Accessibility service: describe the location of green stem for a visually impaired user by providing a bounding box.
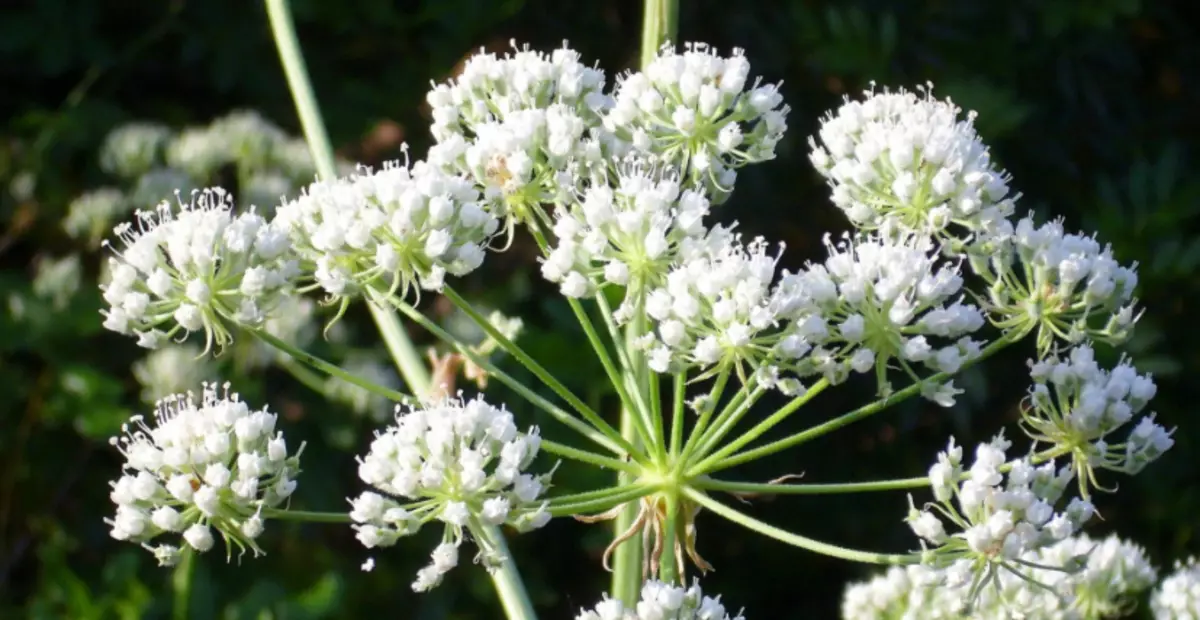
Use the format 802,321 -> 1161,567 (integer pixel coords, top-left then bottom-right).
677,364 -> 731,467
640,0 -> 680,68
689,385 -> 763,461
687,380 -> 827,476
252,329 -> 415,405
542,439 -> 640,474
478,524 -> 539,620
658,491 -> 681,584
695,476 -> 932,495
387,295 -> 636,458
682,487 -> 919,565
171,548 -> 194,620
548,484 -> 649,508
278,357 -> 332,397
550,485 -> 654,517
669,372 -> 686,459
262,508 -> 352,523
265,0 -> 433,398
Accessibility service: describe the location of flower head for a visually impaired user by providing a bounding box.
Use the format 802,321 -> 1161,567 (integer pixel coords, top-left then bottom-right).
1153,557 -> 1200,618
101,122 -> 172,179
275,158 -> 500,306
106,383 -> 302,563
1022,344 -> 1172,496
605,43 -> 787,202
577,579 -> 744,620
349,395 -> 551,591
970,216 -> 1140,353
100,188 -> 297,352
809,84 -> 1016,239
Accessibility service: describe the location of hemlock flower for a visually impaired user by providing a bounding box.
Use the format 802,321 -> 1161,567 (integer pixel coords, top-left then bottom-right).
100,122 -> 172,179
106,383 -> 303,563
907,435 -> 1095,604
969,215 -> 1140,353
809,84 -> 1016,239
64,188 -> 131,248
348,396 -> 551,592
426,41 -> 609,220
577,579 -> 744,620
1023,343 -> 1172,496
1152,557 -> 1200,618
541,161 -> 712,297
274,157 -> 500,307
133,344 -> 218,404
605,42 -> 788,202
841,534 -> 1156,619
100,188 -> 298,351
782,232 -> 985,401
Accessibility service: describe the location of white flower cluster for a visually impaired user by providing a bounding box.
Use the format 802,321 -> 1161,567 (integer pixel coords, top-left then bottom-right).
167,110 -> 288,179
275,159 -> 500,303
577,580 -> 744,620
100,188 -> 297,351
636,234 -> 802,386
842,534 -> 1157,619
971,215 -> 1140,353
349,396 -> 551,592
908,436 -> 1094,575
427,41 -> 608,211
809,85 -> 1016,238
783,232 -> 985,401
1024,343 -> 1173,491
101,122 -> 173,179
1153,558 -> 1200,618
605,43 -> 788,201
64,188 -> 130,248
541,163 -> 711,297
106,383 -> 302,565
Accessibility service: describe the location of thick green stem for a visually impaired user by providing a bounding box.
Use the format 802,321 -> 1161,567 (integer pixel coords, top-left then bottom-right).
171,548 -> 194,620
658,491 -> 682,584
367,299 -> 433,397
683,487 -> 919,565
252,329 -> 415,405
640,0 -> 680,68
478,524 -> 538,620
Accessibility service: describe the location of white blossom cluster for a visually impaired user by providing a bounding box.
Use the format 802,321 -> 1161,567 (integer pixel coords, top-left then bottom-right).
605,43 -> 788,201
349,396 -> 551,592
166,110 -> 292,179
274,159 -> 500,303
541,162 -> 712,297
809,85 -> 1016,238
1153,558 -> 1200,618
1024,343 -> 1173,493
842,534 -> 1157,619
426,41 -> 609,212
101,122 -> 173,179
106,383 -> 302,565
100,188 -> 297,351
781,232 -> 985,402
908,435 -> 1095,582
635,234 -> 803,387
577,579 -> 744,620
132,344 -> 217,404
64,188 -> 131,248
970,215 -> 1140,353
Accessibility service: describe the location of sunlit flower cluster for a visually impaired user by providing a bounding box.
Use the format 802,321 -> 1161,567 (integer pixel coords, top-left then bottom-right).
907,435 -> 1095,595
577,580 -> 744,620
100,188 -> 297,351
842,534 -> 1156,619
274,159 -> 500,304
970,215 -> 1140,353
809,85 -> 1016,239
133,344 -> 217,404
427,41 -> 609,216
101,122 -> 173,179
1153,557 -> 1200,618
349,396 -> 551,591
106,383 -> 302,565
1023,343 -> 1172,495
605,43 -> 787,201
541,162 -> 712,297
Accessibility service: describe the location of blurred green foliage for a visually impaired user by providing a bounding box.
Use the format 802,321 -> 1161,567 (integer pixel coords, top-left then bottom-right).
1,0 -> 1197,617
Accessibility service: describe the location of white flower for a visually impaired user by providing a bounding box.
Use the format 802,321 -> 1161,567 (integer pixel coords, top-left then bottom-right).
970,215 -> 1140,353
576,579 -> 745,620
541,160 -> 714,297
605,43 -> 788,201
100,122 -> 172,179
427,41 -> 608,215
64,188 -> 132,248
1153,557 -> 1200,618
100,188 -> 298,352
275,159 -> 500,303
349,395 -> 551,592
105,383 -> 303,560
132,344 -> 217,405
809,84 -> 1016,238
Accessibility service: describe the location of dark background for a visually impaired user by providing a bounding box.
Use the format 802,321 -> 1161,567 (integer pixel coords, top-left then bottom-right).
2,0 -> 1198,617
